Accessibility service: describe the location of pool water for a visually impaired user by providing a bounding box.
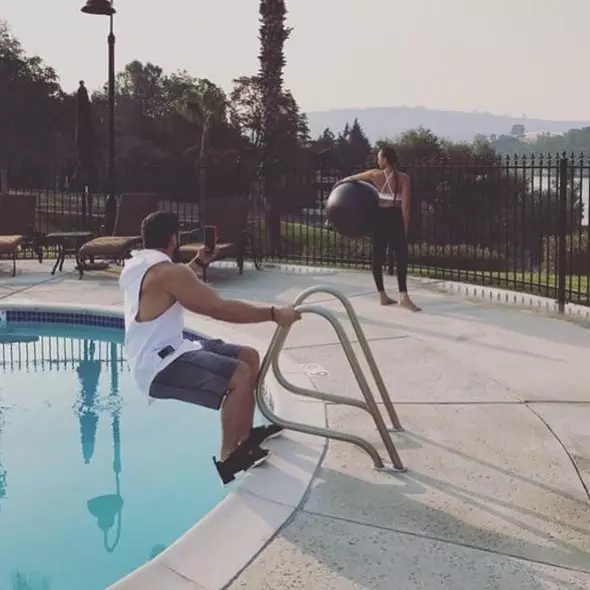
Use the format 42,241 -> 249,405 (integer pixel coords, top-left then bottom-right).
0,322 -> 241,590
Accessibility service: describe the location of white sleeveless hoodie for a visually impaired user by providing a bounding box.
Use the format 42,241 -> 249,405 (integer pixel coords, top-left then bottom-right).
119,249 -> 201,394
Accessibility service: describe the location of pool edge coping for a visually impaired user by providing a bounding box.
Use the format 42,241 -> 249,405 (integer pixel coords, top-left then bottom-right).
411,277 -> 590,320
0,300 -> 327,590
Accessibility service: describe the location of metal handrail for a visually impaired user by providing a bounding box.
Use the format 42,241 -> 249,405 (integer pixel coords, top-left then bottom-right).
255,299 -> 406,472
268,322 -> 374,413
292,286 -> 403,432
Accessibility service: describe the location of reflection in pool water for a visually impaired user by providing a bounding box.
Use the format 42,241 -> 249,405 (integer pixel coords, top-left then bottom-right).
0,325 -> 235,590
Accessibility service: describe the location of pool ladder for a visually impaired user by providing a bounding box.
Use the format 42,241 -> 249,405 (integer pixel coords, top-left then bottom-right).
255,286 -> 407,472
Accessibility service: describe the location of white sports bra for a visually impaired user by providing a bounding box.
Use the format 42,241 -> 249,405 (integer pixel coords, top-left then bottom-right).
378,171 -> 401,203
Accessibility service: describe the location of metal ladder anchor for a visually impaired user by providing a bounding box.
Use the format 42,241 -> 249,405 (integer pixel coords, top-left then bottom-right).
255,286 -> 407,472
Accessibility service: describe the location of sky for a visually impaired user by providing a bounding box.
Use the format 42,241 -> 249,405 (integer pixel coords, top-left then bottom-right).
4,0 -> 590,120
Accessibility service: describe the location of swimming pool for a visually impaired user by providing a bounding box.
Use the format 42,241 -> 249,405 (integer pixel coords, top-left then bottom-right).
0,310 -> 242,590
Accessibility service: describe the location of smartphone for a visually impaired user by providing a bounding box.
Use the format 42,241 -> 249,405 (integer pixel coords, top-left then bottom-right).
204,225 -> 217,252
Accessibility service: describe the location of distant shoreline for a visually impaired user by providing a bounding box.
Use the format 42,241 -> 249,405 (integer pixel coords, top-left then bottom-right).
306,106 -> 590,144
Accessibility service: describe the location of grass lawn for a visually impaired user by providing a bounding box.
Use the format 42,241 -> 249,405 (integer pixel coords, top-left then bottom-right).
408,267 -> 589,301
255,221 -> 590,303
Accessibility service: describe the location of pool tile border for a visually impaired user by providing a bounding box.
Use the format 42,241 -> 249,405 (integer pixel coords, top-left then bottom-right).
0,306 -> 209,343
0,300 -> 326,590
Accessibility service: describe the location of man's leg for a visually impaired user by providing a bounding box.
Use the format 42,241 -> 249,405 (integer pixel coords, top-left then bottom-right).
200,340 -> 283,446
202,340 -> 260,424
219,359 -> 256,461
150,349 -> 257,463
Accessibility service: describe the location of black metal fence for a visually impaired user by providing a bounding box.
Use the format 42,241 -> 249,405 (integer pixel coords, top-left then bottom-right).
5,154 -> 590,308
0,336 -> 127,374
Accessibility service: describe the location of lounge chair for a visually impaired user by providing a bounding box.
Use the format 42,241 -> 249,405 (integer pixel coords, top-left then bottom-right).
176,195 -> 262,282
0,193 -> 43,277
77,193 -> 160,279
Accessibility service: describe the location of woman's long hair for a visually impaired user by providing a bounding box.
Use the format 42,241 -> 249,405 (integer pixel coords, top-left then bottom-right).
380,146 -> 399,194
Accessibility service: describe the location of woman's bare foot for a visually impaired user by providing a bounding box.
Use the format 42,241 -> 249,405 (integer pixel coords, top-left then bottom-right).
399,293 -> 421,312
379,293 -> 397,306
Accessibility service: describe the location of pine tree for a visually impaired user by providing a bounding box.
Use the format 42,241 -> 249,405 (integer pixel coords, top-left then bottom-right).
348,118 -> 372,167
335,120 -> 373,174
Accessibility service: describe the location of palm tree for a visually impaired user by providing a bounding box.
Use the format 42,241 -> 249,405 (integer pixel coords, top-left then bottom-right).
177,79 -> 227,220
258,0 -> 291,254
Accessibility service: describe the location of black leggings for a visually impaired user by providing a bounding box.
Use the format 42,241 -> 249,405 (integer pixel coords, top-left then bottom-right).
372,207 -> 408,293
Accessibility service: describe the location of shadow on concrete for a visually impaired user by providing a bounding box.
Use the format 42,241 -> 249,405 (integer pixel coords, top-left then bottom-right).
239,427 -> 590,587
236,441 -> 590,589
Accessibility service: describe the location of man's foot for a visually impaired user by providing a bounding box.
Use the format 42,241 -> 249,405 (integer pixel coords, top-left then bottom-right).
379,293 -> 397,306
399,294 -> 421,312
213,444 -> 270,486
248,424 -> 284,447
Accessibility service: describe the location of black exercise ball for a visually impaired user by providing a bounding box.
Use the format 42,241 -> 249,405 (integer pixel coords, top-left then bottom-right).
325,181 -> 379,238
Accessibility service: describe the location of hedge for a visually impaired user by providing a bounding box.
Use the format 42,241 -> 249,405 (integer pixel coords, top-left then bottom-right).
250,221 -> 508,271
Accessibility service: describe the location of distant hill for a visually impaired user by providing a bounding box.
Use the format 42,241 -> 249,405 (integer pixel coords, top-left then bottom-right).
305,106 -> 590,143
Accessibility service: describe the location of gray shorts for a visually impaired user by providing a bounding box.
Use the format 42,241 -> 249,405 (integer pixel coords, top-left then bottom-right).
149,339 -> 243,410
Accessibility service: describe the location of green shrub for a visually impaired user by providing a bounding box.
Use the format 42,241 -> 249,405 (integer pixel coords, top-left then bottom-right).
250,221 -> 371,264
251,220 -> 506,270
408,243 -> 507,271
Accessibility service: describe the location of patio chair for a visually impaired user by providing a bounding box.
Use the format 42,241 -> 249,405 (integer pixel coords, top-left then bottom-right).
175,195 -> 262,282
77,193 -> 160,279
0,193 -> 43,277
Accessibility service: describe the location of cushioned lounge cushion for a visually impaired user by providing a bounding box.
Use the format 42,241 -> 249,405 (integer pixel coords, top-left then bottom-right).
79,236 -> 142,258
0,235 -> 25,254
176,242 -> 237,264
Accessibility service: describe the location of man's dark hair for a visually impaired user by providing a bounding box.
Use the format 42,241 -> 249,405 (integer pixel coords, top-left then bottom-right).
141,211 -> 179,249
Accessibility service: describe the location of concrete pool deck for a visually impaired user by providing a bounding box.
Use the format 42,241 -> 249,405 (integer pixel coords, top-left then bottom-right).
1,259 -> 590,589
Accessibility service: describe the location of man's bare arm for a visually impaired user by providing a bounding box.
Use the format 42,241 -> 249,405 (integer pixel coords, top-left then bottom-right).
165,264 -> 273,324
185,259 -> 205,280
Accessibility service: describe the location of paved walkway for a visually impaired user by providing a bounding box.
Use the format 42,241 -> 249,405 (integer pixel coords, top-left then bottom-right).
2,260 -> 590,589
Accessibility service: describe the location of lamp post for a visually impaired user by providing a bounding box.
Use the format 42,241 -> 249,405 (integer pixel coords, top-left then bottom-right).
81,0 -> 117,234
87,342 -> 124,553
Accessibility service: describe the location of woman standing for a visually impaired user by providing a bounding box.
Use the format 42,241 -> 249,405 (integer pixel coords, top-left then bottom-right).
335,147 -> 421,311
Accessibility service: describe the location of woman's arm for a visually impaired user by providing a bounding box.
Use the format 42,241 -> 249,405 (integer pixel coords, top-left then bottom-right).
335,169 -> 378,187
401,174 -> 411,233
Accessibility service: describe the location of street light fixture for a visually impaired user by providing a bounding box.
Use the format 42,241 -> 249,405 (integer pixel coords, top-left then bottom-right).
81,0 -> 116,16
81,0 -> 117,234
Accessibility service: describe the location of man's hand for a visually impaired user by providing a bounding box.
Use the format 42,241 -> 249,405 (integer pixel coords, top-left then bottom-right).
191,245 -> 217,267
273,306 -> 302,327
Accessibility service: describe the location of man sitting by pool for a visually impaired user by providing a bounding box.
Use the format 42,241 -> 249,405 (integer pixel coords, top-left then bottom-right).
119,211 -> 301,485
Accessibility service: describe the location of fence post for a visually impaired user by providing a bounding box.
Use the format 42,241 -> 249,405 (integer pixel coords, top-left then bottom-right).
557,156 -> 568,313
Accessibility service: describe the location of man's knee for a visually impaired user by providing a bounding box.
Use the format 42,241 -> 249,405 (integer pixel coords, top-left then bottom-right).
228,360 -> 252,391
239,346 -> 260,372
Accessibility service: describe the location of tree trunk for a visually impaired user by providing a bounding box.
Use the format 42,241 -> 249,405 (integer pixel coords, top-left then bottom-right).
197,117 -> 211,224
264,167 -> 285,257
